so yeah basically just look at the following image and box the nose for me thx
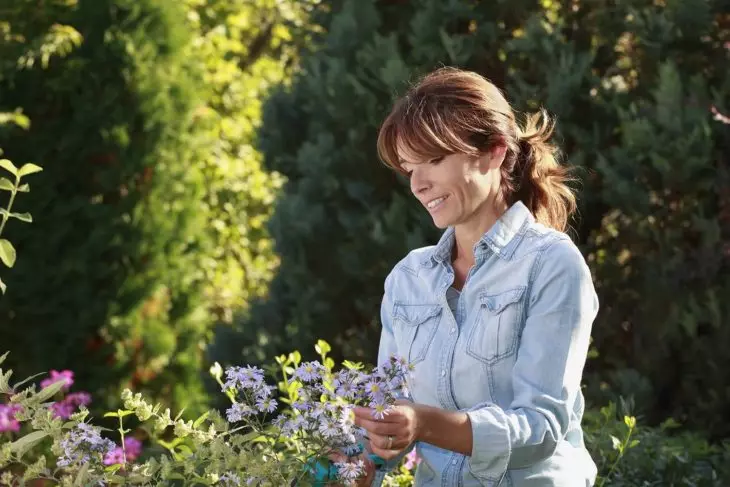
[410,168,430,195]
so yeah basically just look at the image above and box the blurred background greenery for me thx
[1,0,729,484]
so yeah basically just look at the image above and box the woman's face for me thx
[398,142,505,230]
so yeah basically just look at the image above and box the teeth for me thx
[427,196,446,209]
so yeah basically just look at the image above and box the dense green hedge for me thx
[213,0,730,438]
[0,0,212,413]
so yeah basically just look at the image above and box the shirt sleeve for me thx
[369,270,416,487]
[465,238,599,482]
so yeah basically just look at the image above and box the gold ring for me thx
[387,435,394,449]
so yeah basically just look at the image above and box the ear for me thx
[477,140,507,172]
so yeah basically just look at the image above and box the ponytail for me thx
[508,109,577,232]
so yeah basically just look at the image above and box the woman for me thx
[351,67,599,487]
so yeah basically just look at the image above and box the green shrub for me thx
[0,0,212,414]
[585,402,730,486]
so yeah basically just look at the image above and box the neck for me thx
[452,197,509,265]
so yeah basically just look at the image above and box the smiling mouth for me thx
[426,195,448,210]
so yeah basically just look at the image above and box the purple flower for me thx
[272,414,288,429]
[58,423,115,467]
[363,379,385,403]
[255,397,278,413]
[317,418,339,438]
[223,366,265,392]
[219,472,242,486]
[335,459,365,484]
[0,404,22,433]
[226,402,255,423]
[293,362,323,383]
[124,437,143,459]
[281,415,307,435]
[51,391,92,419]
[103,437,143,466]
[41,370,74,391]
[103,448,125,466]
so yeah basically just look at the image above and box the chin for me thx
[431,216,452,229]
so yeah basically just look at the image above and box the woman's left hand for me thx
[352,399,421,460]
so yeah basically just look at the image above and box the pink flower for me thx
[123,437,143,459]
[41,370,74,391]
[50,391,92,419]
[404,449,421,470]
[0,404,22,433]
[103,448,125,466]
[103,437,143,465]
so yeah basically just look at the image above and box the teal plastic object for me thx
[307,451,386,485]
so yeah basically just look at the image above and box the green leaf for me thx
[0,239,17,268]
[174,407,186,421]
[629,439,640,448]
[34,378,68,403]
[12,371,46,390]
[315,339,331,356]
[9,431,48,459]
[289,350,301,366]
[623,416,636,429]
[0,277,5,294]
[342,360,363,370]
[0,159,17,176]
[17,183,29,192]
[0,351,7,365]
[18,163,42,177]
[0,178,14,191]
[193,411,210,428]
[74,461,90,486]
[104,412,119,418]
[10,212,32,223]
[177,444,194,457]
[0,368,12,393]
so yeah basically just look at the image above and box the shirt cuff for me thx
[465,404,511,482]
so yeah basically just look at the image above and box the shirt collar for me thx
[420,200,533,267]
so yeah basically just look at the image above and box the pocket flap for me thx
[393,303,442,326]
[480,287,526,313]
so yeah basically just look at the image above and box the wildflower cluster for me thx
[216,353,412,485]
[55,422,116,467]
[0,368,92,434]
[0,344,418,486]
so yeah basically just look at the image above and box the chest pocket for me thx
[466,287,526,365]
[393,303,442,365]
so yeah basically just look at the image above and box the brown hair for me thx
[377,67,577,232]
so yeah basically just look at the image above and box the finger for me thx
[368,432,408,451]
[352,407,374,419]
[355,417,401,436]
[353,406,403,423]
[369,442,401,461]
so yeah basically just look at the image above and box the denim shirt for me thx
[370,201,599,487]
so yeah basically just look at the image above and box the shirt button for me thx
[441,370,446,377]
[452,459,458,465]
[450,327,456,334]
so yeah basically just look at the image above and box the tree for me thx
[0,0,212,413]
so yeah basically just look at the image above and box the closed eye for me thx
[428,156,444,165]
